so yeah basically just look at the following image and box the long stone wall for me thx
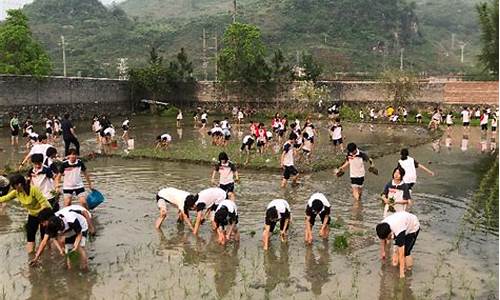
[0,75,131,125]
[0,75,497,126]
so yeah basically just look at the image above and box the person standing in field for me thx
[211,152,239,200]
[10,113,20,146]
[336,143,376,202]
[61,113,80,156]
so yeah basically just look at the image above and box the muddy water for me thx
[0,117,498,300]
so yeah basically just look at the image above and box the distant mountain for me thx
[20,0,483,78]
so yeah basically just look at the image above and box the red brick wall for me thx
[443,81,498,105]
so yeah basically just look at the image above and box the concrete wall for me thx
[0,75,131,125]
[194,80,498,106]
[0,75,497,125]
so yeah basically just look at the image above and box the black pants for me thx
[64,136,80,156]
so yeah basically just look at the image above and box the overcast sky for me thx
[1,0,126,20]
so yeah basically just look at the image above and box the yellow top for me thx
[0,186,51,216]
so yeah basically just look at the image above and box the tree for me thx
[297,51,322,82]
[380,69,420,107]
[129,47,196,107]
[476,0,499,75]
[0,9,51,76]
[168,48,194,83]
[128,47,171,105]
[218,22,269,84]
[270,49,292,83]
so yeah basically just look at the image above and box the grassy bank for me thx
[466,153,499,232]
[104,127,443,173]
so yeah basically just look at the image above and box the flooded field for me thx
[0,116,498,300]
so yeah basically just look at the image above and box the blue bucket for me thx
[86,189,105,209]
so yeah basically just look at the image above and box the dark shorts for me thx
[350,177,364,187]
[332,138,343,146]
[278,129,285,137]
[493,127,497,132]
[65,230,88,245]
[240,140,253,151]
[407,183,415,190]
[308,208,331,226]
[404,229,419,256]
[481,124,488,131]
[416,116,422,120]
[447,124,452,127]
[122,125,129,131]
[302,148,311,155]
[257,140,265,147]
[46,128,53,135]
[48,197,60,212]
[463,122,470,126]
[201,119,207,124]
[11,126,19,137]
[219,182,235,193]
[283,165,298,180]
[63,187,85,197]
[268,212,290,233]
[26,214,45,243]
[308,136,315,144]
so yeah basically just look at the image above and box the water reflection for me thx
[213,244,239,298]
[27,258,97,300]
[461,134,469,152]
[304,241,330,295]
[378,262,415,300]
[264,243,290,293]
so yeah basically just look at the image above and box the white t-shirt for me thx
[196,187,226,208]
[122,120,130,127]
[242,135,253,144]
[29,143,52,162]
[58,204,91,218]
[104,127,115,137]
[55,210,89,237]
[461,110,470,123]
[237,111,244,120]
[221,120,230,129]
[381,211,420,236]
[347,149,368,178]
[157,187,190,211]
[480,114,489,125]
[201,113,208,120]
[160,134,172,142]
[475,110,481,117]
[282,142,295,166]
[267,199,290,214]
[306,192,330,208]
[398,156,417,184]
[446,114,453,125]
[177,112,183,120]
[331,124,342,140]
[216,199,238,215]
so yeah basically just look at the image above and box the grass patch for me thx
[333,233,349,251]
[120,139,345,173]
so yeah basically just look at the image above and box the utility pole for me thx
[60,35,67,77]
[214,35,218,81]
[400,48,404,71]
[459,43,466,63]
[202,28,208,81]
[451,33,455,49]
[232,0,237,23]
[296,50,300,65]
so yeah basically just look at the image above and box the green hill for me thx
[20,0,483,78]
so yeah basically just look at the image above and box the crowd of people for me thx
[1,102,495,279]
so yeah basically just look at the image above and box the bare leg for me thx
[26,242,35,253]
[78,195,88,209]
[64,195,72,207]
[78,247,88,271]
[155,208,167,229]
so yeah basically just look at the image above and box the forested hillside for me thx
[19,0,482,78]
